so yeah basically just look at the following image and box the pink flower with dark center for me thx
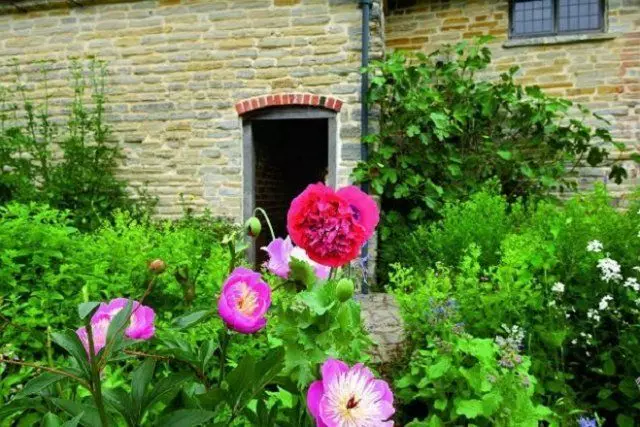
[76,313,112,357]
[218,267,271,334]
[287,183,372,267]
[336,186,379,241]
[307,359,395,427]
[262,236,330,280]
[94,298,156,340]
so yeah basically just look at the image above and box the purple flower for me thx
[76,313,112,357]
[306,359,395,427]
[94,298,156,340]
[262,236,330,280]
[578,417,597,427]
[217,267,271,334]
[75,298,156,357]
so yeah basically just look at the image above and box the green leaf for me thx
[173,310,213,330]
[132,359,156,418]
[617,414,634,427]
[426,358,450,379]
[454,398,484,419]
[41,412,63,427]
[51,331,90,375]
[144,374,191,411]
[49,398,103,427]
[0,398,46,418]
[497,150,512,160]
[61,413,84,427]
[78,302,101,320]
[225,348,285,416]
[106,299,133,344]
[299,286,335,316]
[603,357,616,376]
[289,258,317,289]
[17,372,67,398]
[155,410,216,427]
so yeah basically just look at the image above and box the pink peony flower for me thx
[217,267,271,334]
[76,313,112,357]
[262,236,330,280]
[287,183,378,267]
[94,298,156,340]
[336,186,379,241]
[307,359,395,427]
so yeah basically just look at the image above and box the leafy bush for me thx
[0,203,234,359]
[386,185,640,425]
[0,60,155,230]
[354,39,631,282]
[0,187,375,426]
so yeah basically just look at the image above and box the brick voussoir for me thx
[235,92,343,115]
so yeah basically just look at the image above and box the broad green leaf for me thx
[144,374,191,410]
[49,398,103,427]
[51,331,90,375]
[616,414,634,427]
[62,413,84,427]
[426,358,450,379]
[173,310,212,329]
[132,359,156,417]
[41,412,63,427]
[106,300,133,344]
[454,398,484,419]
[155,409,216,427]
[0,398,46,418]
[497,150,512,160]
[289,258,317,289]
[78,302,101,320]
[18,372,66,398]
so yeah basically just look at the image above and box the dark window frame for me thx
[509,0,606,39]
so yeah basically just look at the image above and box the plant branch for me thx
[0,356,90,389]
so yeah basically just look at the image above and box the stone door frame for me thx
[240,104,339,265]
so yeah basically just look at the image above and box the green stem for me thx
[253,207,276,241]
[85,318,109,427]
[46,326,63,396]
[218,329,230,385]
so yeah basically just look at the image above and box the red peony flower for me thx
[287,183,378,268]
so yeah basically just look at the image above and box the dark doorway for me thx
[251,118,328,266]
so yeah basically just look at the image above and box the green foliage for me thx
[387,185,640,424]
[0,203,233,360]
[354,38,630,282]
[0,59,155,231]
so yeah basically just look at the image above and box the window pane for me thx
[512,0,554,35]
[558,0,602,32]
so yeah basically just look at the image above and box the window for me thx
[510,0,604,38]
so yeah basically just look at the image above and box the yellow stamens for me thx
[236,283,258,315]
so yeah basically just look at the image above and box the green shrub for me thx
[0,60,155,230]
[354,38,632,283]
[386,185,640,424]
[0,203,234,359]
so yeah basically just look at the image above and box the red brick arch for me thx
[235,93,343,115]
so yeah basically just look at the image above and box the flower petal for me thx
[321,358,349,384]
[306,380,324,420]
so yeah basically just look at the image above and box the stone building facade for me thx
[0,0,638,225]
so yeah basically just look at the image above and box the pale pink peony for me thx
[217,267,271,334]
[76,313,112,357]
[262,236,330,280]
[94,298,156,340]
[307,359,395,427]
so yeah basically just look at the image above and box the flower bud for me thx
[335,278,355,302]
[148,259,166,274]
[245,216,262,237]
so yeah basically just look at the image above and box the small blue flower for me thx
[578,417,597,427]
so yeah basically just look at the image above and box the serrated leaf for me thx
[289,258,317,289]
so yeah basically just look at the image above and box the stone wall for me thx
[386,0,640,198]
[0,0,384,220]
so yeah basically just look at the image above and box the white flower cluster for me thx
[587,240,603,253]
[598,295,613,310]
[597,257,623,283]
[587,308,601,322]
[623,277,640,292]
[552,282,565,293]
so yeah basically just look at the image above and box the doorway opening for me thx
[242,107,337,267]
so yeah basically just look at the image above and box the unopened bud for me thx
[148,259,166,274]
[245,217,261,237]
[336,278,355,302]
